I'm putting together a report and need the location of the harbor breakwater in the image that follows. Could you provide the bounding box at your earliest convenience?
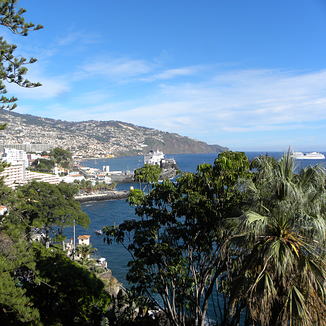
[75,190,129,202]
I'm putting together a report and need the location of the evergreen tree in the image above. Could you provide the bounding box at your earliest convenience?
[25,245,111,325]
[0,0,42,129]
[0,232,40,325]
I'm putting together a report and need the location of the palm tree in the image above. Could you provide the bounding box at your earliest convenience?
[228,153,326,326]
[76,244,96,265]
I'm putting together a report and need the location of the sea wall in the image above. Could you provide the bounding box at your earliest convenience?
[75,190,129,202]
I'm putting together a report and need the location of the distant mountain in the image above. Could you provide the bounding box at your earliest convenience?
[0,110,228,157]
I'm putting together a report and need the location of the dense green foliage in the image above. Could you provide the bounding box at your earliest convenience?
[134,164,162,191]
[76,243,97,264]
[29,157,55,173]
[25,245,110,325]
[13,181,89,241]
[49,147,73,169]
[106,152,326,326]
[0,237,111,325]
[0,232,40,325]
[106,152,251,326]
[0,180,113,325]
[227,154,326,325]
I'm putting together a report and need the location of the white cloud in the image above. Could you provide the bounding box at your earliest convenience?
[79,57,154,81]
[141,66,202,81]
[56,32,96,46]
[7,74,69,99]
[77,57,206,84]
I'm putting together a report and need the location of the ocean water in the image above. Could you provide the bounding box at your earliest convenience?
[74,152,325,284]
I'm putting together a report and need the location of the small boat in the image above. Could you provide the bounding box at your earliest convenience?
[291,151,325,160]
[95,229,103,235]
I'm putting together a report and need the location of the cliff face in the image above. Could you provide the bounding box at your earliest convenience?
[0,110,228,156]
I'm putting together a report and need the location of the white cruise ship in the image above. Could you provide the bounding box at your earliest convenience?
[144,150,165,165]
[291,151,325,160]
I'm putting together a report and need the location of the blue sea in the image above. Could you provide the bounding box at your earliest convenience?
[72,152,325,286]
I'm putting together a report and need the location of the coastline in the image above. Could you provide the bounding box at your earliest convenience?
[75,190,129,202]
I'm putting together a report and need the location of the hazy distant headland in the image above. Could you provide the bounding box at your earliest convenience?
[0,110,227,158]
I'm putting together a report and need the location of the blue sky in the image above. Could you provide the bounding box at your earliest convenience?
[5,0,326,151]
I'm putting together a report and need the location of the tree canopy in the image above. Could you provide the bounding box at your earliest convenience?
[25,245,111,325]
[133,163,162,192]
[49,147,73,169]
[0,180,111,325]
[13,181,89,241]
[29,158,55,173]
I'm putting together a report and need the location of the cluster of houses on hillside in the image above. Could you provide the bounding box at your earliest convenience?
[0,147,120,189]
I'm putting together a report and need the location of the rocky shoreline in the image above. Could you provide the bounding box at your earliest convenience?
[75,190,129,202]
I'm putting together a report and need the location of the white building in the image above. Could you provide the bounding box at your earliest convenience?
[25,171,61,185]
[0,162,61,189]
[103,165,110,173]
[0,143,52,153]
[2,148,29,167]
[78,235,91,246]
[0,162,26,188]
[0,205,8,216]
[27,153,42,164]
[144,150,164,165]
[60,173,85,183]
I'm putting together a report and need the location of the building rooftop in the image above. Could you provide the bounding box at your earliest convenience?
[78,235,91,239]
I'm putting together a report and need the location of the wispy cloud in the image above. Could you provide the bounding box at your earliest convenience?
[56,31,102,47]
[76,57,208,84]
[141,66,202,81]
[78,57,155,81]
